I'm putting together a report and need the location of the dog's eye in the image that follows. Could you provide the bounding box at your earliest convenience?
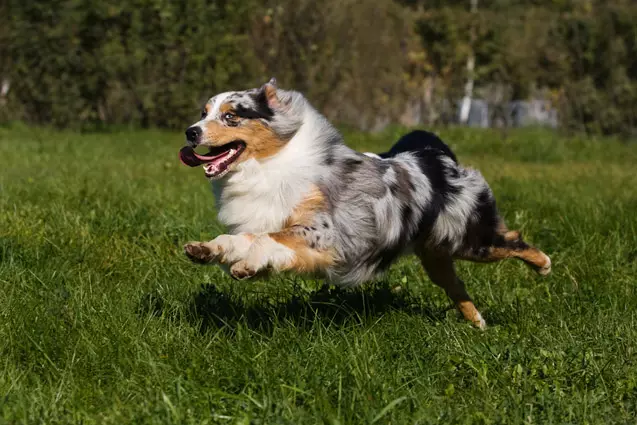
[200,110,207,119]
[224,112,236,121]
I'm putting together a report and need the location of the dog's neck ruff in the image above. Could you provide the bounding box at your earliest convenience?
[212,102,338,234]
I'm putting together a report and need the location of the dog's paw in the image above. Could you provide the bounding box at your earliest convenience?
[537,255,552,276]
[184,241,222,264]
[229,260,258,280]
[473,313,487,330]
[533,253,551,276]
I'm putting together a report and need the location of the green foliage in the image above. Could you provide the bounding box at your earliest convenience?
[1,0,637,135]
[6,0,259,128]
[1,127,637,423]
[556,4,637,135]
[412,0,637,135]
[250,0,417,130]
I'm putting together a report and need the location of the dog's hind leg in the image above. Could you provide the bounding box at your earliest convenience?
[418,249,486,329]
[457,230,551,276]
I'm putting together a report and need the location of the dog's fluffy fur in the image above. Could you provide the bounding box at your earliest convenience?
[183,79,551,328]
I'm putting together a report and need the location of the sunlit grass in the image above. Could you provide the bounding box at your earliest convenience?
[1,124,636,424]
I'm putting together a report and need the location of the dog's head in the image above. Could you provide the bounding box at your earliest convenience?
[180,78,301,179]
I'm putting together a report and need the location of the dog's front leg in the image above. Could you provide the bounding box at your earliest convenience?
[229,227,335,280]
[184,234,254,265]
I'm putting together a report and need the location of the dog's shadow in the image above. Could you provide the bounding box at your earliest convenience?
[143,282,450,334]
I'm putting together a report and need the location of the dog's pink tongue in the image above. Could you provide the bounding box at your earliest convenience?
[179,146,210,167]
[179,146,199,167]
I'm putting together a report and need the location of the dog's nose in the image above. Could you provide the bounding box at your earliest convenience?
[185,126,202,144]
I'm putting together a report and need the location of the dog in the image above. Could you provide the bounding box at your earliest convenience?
[180,78,551,329]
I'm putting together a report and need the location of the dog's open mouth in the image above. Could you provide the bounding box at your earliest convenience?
[179,141,246,178]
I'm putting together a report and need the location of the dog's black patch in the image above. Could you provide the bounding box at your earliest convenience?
[384,130,458,163]
[342,157,364,177]
[384,130,460,206]
[376,248,401,271]
[459,188,531,259]
[471,189,500,247]
[371,132,463,270]
[417,152,461,201]
[249,91,275,120]
[377,160,390,174]
[401,204,414,227]
[235,103,273,120]
[323,150,335,166]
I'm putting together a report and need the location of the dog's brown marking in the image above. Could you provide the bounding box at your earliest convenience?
[270,231,335,273]
[219,103,233,115]
[263,81,280,109]
[418,250,485,329]
[488,246,548,266]
[187,187,333,278]
[203,117,286,161]
[268,186,334,273]
[502,245,551,275]
[466,245,547,265]
[503,230,520,241]
[284,186,328,228]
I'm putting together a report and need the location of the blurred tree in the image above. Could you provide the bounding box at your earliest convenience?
[1,0,635,135]
[459,0,478,125]
[250,0,419,130]
[7,0,260,128]
[0,0,9,115]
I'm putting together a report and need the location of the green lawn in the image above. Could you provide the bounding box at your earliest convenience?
[1,124,636,424]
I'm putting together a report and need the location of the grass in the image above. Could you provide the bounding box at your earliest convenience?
[0,124,636,424]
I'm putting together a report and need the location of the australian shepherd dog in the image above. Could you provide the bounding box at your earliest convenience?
[179,78,551,329]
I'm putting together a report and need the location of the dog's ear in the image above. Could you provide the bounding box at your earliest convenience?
[260,77,280,109]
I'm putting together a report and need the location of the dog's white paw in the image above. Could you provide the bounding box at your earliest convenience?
[230,260,258,280]
[184,241,224,264]
[537,254,552,276]
[473,312,487,330]
[184,235,241,264]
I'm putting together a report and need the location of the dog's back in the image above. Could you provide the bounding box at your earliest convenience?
[379,130,458,164]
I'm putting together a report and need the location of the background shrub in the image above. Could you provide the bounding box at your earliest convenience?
[2,0,636,135]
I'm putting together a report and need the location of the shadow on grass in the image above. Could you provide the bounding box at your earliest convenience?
[140,283,450,334]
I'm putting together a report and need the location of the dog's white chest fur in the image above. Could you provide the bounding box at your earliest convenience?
[210,108,331,235]
[212,158,317,234]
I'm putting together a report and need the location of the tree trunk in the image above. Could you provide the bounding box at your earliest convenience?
[459,0,478,124]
